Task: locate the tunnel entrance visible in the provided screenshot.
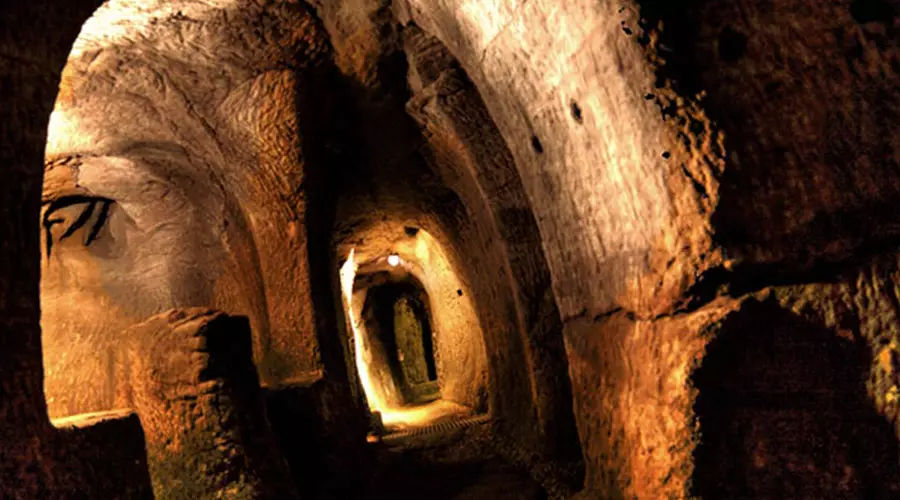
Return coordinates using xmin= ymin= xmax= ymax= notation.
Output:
xmin=361 ymin=278 xmax=440 ymax=405
xmin=691 ymin=299 xmax=900 ymax=498
xmin=338 ymin=228 xmax=490 ymax=434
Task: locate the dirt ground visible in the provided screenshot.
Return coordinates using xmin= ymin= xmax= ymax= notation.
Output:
xmin=363 ymin=423 xmax=547 ymax=500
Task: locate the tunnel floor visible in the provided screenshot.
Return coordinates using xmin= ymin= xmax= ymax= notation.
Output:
xmin=364 ymin=421 xmax=548 ymax=500
xmin=379 ymin=399 xmax=473 ymax=431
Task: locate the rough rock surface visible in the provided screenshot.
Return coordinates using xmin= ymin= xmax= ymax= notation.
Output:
xmin=265 ymin=377 xmax=372 ymax=500
xmin=41 ymin=0 xmax=332 ymax=420
xmin=404 ymin=26 xmax=582 ymax=463
xmin=115 ymin=308 xmax=297 ymax=498
xmin=3 ymin=0 xmax=900 ymax=498
xmin=397 ymin=0 xmax=900 ymax=496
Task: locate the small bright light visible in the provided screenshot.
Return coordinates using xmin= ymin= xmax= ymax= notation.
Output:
xmin=387 ymin=255 xmax=400 ymax=267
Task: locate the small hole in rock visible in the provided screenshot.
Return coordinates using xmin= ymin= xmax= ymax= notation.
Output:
xmin=531 ymin=136 xmax=544 ymax=154
xmin=404 ymin=226 xmax=420 ymax=237
xmin=662 ymin=151 xmax=671 ymax=159
xmin=570 ymin=101 xmax=583 ymax=123
xmin=457 ymin=289 xmax=463 ymax=297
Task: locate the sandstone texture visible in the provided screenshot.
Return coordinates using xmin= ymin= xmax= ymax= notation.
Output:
xmin=115 ymin=308 xmax=297 ymax=498
xmin=1 ymin=0 xmax=899 ymax=498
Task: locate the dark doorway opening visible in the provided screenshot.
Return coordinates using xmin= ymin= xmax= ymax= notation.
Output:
xmin=362 ymin=279 xmax=440 ymax=405
xmin=691 ymin=299 xmax=900 ymax=498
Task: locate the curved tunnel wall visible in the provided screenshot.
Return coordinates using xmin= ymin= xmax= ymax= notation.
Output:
xmin=5 ymin=0 xmax=900 ymax=498
xmin=397 ymin=0 xmax=900 ymax=497
xmin=404 ymin=24 xmax=582 ymax=460
xmin=340 ymin=223 xmax=489 ymax=418
xmin=314 ymin=0 xmax=583 ymax=462
xmin=40 ymin=0 xmax=330 ymax=418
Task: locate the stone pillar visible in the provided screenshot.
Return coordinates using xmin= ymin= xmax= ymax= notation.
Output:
xmin=117 ymin=308 xmax=298 ymax=499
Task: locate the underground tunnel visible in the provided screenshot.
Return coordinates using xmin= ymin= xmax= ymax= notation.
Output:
xmin=339 ymin=227 xmax=489 ymax=432
xmin=3 ymin=0 xmax=900 ymax=499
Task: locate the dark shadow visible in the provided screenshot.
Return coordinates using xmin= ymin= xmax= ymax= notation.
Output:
xmin=264 ymin=380 xmax=364 ymax=500
xmin=288 ymin=35 xmax=376 ymax=500
xmin=422 ymin=307 xmax=439 ymax=382
xmin=691 ymin=298 xmax=900 ymax=499
xmin=364 ymin=436 xmax=547 ymax=500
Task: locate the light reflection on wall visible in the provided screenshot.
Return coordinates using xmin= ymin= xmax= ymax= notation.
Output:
xmin=340 ymin=249 xmax=390 ymax=416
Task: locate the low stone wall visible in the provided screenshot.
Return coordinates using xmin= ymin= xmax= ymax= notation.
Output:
xmin=264 ymin=376 xmax=372 ymax=500
xmin=50 ymin=410 xmax=155 ymax=499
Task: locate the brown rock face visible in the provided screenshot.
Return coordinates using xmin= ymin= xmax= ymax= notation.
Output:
xmin=397 ymin=0 xmax=900 ymax=496
xmin=563 ymin=299 xmax=736 ymax=499
xmin=403 ymin=26 xmax=582 ymax=464
xmin=115 ymin=308 xmax=297 ymax=498
xmin=691 ymin=298 xmax=900 ymax=498
xmin=4 ymin=0 xmax=900 ymax=498
xmin=1 ymin=0 xmax=154 ymax=497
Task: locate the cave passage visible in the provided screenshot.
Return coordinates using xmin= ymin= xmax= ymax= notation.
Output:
xmin=340 ymin=237 xmax=488 ymax=433
xmin=363 ymin=280 xmax=440 ymax=398
xmin=28 ymin=0 xmax=900 ymax=497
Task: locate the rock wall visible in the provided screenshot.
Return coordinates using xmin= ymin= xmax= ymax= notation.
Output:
xmin=41 ymin=0 xmax=332 ymax=420
xmin=116 ymin=308 xmax=297 ymax=498
xmin=398 ymin=0 xmax=900 ymax=497
xmin=404 ymin=26 xmax=583 ymax=464
xmin=0 ymin=0 xmax=154 ymax=496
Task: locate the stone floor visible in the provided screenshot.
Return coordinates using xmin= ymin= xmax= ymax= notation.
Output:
xmin=364 ymin=422 xmax=547 ymax=500
xmin=378 ymin=398 xmax=474 ymax=431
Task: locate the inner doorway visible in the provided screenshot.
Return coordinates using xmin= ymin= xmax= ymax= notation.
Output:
xmin=362 ymin=279 xmax=440 ymax=405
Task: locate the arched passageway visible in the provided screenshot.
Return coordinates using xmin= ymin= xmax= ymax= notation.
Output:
xmin=3 ymin=0 xmax=900 ymax=499
xmin=339 ymin=227 xmax=489 ymax=430
xmin=361 ymin=277 xmax=440 ymax=403
xmin=361 ymin=275 xmax=440 ymax=396
xmin=26 ymin=0 xmax=584 ymax=497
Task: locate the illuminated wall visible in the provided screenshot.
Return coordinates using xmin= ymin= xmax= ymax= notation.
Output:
xmin=339 ymin=226 xmax=489 ymax=427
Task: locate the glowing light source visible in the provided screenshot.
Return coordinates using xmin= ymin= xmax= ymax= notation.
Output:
xmin=387 ymin=254 xmax=400 ymax=267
